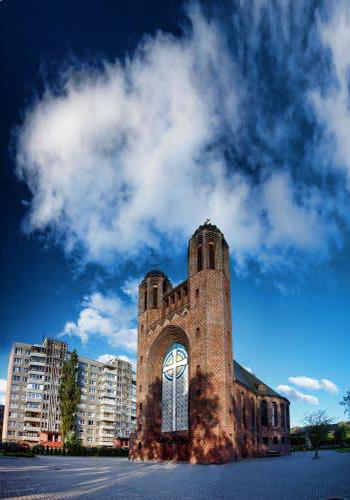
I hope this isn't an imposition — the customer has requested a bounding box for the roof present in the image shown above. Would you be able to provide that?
[192,222,223,238]
[143,269,169,280]
[234,360,289,401]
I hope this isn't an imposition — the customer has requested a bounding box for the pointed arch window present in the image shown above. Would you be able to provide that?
[251,398,255,431]
[261,399,268,427]
[241,392,247,428]
[208,242,215,269]
[161,343,188,432]
[272,402,278,427]
[280,403,285,428]
[153,285,158,308]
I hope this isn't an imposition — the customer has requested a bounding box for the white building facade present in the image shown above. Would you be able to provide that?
[2,338,136,447]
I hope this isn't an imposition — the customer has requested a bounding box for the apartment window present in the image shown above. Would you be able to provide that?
[88,420,94,426]
[14,358,22,364]
[15,347,23,354]
[12,375,20,381]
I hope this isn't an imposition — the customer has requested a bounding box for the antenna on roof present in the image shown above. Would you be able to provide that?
[204,218,211,225]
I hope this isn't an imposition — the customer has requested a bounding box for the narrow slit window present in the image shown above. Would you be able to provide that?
[153,286,158,308]
[144,290,147,311]
[208,242,215,269]
[197,244,203,271]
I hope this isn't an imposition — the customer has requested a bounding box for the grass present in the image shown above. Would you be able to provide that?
[336,447,350,453]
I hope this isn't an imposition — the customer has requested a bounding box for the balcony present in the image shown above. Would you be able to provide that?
[29,359,46,367]
[100,424,114,430]
[99,414,115,422]
[30,351,46,358]
[21,435,39,442]
[23,425,41,432]
[100,393,116,400]
[25,406,41,413]
[24,416,41,423]
[28,368,45,375]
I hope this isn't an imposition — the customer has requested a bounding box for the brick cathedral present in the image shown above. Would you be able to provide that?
[130,223,290,464]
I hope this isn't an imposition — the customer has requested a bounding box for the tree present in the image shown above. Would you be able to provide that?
[304,410,334,459]
[59,349,81,442]
[333,422,350,447]
[340,390,350,416]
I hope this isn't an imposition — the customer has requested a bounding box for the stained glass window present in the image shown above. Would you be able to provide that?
[161,343,188,432]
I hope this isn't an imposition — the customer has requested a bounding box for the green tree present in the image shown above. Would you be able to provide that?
[340,390,350,416]
[304,410,334,459]
[59,349,81,442]
[334,422,350,446]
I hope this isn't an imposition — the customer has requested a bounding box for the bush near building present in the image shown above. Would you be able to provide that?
[31,444,128,457]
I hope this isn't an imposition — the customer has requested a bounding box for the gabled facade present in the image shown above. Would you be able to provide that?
[130,223,290,463]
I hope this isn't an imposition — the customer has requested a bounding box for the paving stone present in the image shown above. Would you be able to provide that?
[0,450,349,499]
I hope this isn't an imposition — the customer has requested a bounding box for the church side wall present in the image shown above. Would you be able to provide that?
[233,382,290,459]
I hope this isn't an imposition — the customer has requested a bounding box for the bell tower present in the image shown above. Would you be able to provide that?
[131,223,236,464]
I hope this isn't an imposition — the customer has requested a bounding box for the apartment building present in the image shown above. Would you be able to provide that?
[2,338,67,445]
[77,355,133,447]
[2,338,136,447]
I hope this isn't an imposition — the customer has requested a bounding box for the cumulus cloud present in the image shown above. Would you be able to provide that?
[60,292,136,351]
[289,376,339,394]
[243,366,254,374]
[310,0,350,191]
[97,353,135,367]
[0,379,7,404]
[277,384,319,405]
[14,1,350,273]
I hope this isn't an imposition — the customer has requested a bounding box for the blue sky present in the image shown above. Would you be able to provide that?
[1,0,349,426]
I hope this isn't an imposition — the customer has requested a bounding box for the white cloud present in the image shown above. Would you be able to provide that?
[0,379,7,404]
[121,278,140,302]
[311,1,350,190]
[97,353,135,367]
[14,4,340,273]
[288,376,339,394]
[277,384,319,405]
[60,292,136,352]
[243,366,254,374]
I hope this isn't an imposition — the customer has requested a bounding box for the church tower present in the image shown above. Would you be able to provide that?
[130,222,236,463]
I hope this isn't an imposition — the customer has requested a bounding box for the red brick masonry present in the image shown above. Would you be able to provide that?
[130,223,290,463]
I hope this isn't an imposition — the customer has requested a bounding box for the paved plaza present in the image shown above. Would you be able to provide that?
[1,450,349,499]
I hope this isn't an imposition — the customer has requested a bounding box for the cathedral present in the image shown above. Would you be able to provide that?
[130,223,290,464]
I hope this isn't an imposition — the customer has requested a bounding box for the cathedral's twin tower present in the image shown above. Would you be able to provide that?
[130,223,236,463]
